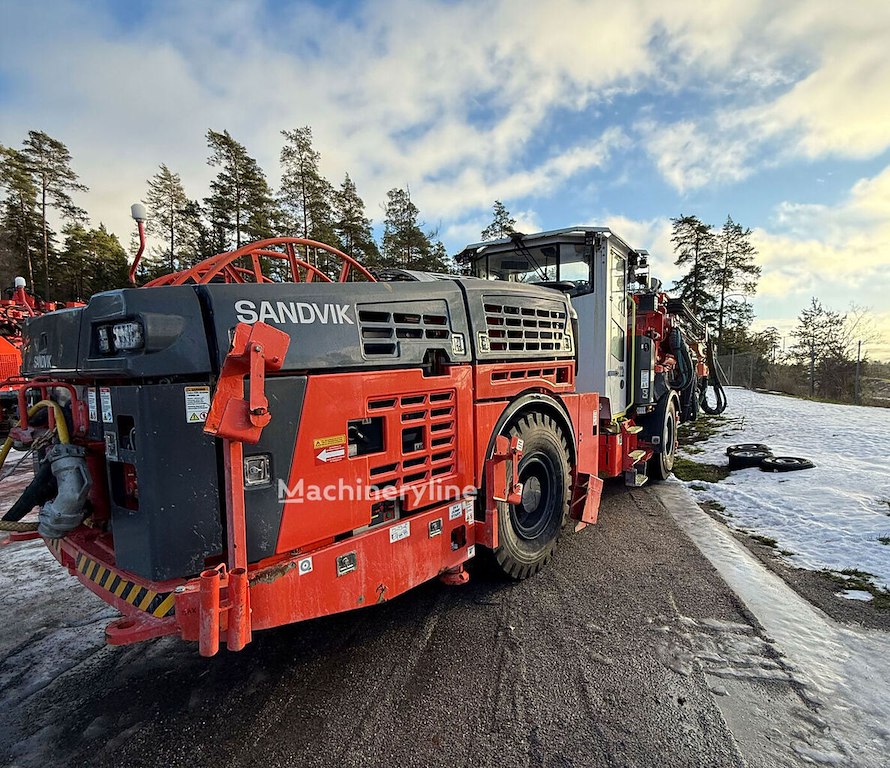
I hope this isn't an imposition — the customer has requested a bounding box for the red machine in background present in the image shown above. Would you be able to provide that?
[0,277,84,433]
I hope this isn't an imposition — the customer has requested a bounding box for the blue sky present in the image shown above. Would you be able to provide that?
[2,0,889,357]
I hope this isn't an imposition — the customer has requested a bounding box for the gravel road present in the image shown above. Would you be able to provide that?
[1,483,779,768]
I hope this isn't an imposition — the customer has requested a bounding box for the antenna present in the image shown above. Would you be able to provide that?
[129,203,148,284]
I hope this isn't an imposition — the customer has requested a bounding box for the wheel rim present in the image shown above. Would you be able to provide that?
[513,454,555,540]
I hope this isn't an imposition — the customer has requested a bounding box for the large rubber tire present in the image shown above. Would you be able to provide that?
[493,411,572,580]
[760,456,814,472]
[726,443,771,456]
[647,394,679,482]
[728,449,773,470]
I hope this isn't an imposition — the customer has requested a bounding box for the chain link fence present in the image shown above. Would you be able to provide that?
[715,352,890,407]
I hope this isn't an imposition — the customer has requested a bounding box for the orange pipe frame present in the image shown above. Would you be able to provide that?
[143,237,377,288]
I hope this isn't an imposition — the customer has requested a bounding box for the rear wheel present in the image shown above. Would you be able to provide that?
[494,411,572,580]
[647,394,679,482]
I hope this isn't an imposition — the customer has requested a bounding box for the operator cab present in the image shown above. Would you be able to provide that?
[457,228,650,419]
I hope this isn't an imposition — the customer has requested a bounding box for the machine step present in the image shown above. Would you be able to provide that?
[624,469,649,487]
[627,449,646,461]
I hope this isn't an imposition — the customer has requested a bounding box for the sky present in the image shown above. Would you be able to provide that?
[1,0,889,358]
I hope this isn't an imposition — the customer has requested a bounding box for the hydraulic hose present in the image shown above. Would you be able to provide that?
[699,341,728,415]
[0,399,71,532]
[668,328,694,392]
[669,328,699,421]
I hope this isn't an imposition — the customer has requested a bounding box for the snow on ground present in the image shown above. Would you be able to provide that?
[679,387,890,591]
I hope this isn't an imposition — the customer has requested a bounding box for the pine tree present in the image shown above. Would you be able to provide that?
[205,129,279,250]
[427,239,453,274]
[333,173,380,269]
[21,131,88,297]
[143,164,197,273]
[0,146,43,290]
[56,223,128,301]
[381,187,439,271]
[280,126,340,277]
[183,199,217,263]
[670,215,718,318]
[713,215,760,343]
[481,200,516,241]
[789,299,851,399]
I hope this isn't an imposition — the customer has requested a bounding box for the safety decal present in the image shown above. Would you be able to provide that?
[448,502,463,520]
[298,557,313,575]
[87,389,98,422]
[313,434,346,449]
[184,386,211,423]
[315,434,347,464]
[74,552,176,618]
[99,387,113,423]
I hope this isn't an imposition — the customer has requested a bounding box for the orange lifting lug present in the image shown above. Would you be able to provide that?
[204,321,290,444]
[479,435,525,549]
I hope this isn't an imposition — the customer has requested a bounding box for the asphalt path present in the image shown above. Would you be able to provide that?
[1,482,771,768]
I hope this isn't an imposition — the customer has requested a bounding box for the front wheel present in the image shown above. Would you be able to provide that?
[493,411,572,580]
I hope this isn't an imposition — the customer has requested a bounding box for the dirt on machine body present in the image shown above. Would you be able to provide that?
[0,227,724,655]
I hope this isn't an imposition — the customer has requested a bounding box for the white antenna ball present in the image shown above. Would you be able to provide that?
[14,276,26,288]
[131,203,147,222]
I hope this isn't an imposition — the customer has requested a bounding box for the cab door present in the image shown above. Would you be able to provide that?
[606,246,628,415]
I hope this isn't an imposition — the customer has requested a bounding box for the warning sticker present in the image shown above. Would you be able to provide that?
[99,387,113,424]
[185,386,211,423]
[87,389,98,422]
[448,502,463,520]
[316,445,346,464]
[313,434,346,449]
[298,557,313,576]
[389,520,410,543]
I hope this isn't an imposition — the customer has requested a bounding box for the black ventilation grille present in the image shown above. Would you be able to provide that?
[483,300,568,353]
[358,301,451,356]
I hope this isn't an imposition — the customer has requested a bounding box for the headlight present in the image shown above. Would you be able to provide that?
[97,326,112,354]
[111,321,145,351]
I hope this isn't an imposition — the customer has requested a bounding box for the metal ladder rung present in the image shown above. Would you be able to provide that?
[624,425,643,434]
[628,449,646,461]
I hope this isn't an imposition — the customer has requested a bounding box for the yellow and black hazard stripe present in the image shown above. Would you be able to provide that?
[47,539,62,558]
[75,553,176,618]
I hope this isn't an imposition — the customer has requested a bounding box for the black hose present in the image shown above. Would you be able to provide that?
[668,328,700,421]
[668,328,694,392]
[699,340,728,415]
[2,460,56,522]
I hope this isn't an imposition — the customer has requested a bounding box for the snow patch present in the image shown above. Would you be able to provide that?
[681,388,890,590]
[836,589,874,602]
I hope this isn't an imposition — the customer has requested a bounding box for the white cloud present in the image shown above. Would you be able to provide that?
[0,0,888,350]
[637,120,755,194]
[749,164,890,359]
[639,1,890,192]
